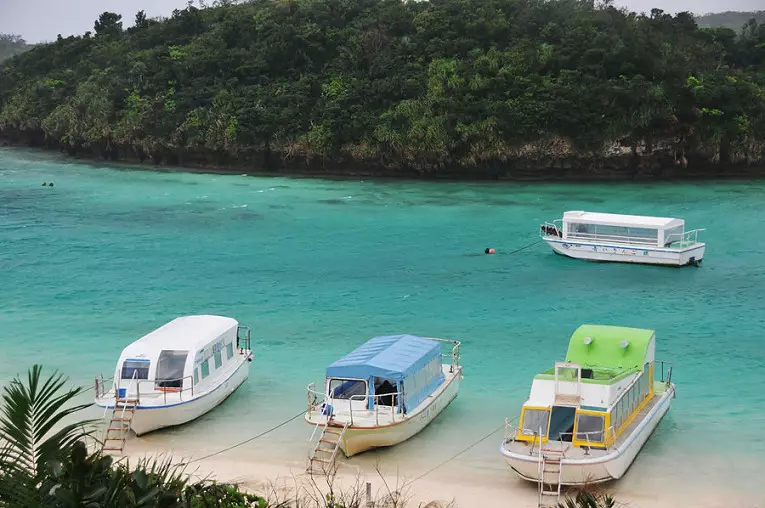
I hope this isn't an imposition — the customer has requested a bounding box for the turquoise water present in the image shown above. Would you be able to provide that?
[1,148,764,496]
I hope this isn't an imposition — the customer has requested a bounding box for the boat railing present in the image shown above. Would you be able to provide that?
[94,373,114,399]
[426,337,461,372]
[553,429,611,452]
[237,325,252,352]
[503,418,614,454]
[349,392,404,426]
[95,373,196,405]
[539,220,563,239]
[655,360,673,385]
[665,229,704,249]
[306,383,404,427]
[134,375,195,404]
[564,231,658,247]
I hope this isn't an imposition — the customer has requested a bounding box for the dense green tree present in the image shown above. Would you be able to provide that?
[94,12,123,38]
[1,0,764,176]
[0,33,30,63]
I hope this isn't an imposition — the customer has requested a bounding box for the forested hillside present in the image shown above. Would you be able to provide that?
[0,34,30,63]
[696,11,765,32]
[1,0,765,178]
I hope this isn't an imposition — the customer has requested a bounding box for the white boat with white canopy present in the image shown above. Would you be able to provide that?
[305,334,461,469]
[94,315,253,452]
[540,211,705,266]
[499,325,676,506]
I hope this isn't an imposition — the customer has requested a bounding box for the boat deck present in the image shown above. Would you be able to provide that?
[503,388,666,460]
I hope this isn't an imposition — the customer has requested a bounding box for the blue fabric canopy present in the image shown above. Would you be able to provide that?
[326,335,441,382]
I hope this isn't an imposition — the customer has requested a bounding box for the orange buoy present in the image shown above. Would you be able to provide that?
[485,248,495,255]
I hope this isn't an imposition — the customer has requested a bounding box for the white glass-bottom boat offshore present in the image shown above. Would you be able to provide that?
[94,315,253,452]
[305,334,461,469]
[540,211,705,266]
[500,325,675,496]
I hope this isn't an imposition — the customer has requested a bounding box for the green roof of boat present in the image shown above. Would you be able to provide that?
[566,324,654,371]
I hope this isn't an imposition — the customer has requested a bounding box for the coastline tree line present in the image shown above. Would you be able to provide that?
[0,0,764,177]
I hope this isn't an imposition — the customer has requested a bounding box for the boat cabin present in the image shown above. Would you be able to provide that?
[560,211,690,248]
[515,325,658,450]
[113,315,251,402]
[322,335,446,417]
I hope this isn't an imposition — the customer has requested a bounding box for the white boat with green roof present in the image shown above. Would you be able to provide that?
[500,325,675,494]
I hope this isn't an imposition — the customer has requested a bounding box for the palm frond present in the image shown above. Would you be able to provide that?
[0,365,95,481]
[558,490,617,508]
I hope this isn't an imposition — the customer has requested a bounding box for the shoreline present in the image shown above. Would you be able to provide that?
[119,437,761,508]
[3,144,765,184]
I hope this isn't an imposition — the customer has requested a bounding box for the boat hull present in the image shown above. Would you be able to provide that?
[500,384,675,485]
[544,238,705,267]
[328,369,461,457]
[97,357,249,436]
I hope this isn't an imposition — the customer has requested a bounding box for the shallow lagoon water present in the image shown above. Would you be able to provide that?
[1,148,763,498]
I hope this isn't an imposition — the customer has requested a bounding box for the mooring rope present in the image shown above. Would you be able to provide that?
[402,423,506,487]
[179,409,306,466]
[505,239,541,256]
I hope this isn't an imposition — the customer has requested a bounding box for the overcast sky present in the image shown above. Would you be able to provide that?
[1,0,763,43]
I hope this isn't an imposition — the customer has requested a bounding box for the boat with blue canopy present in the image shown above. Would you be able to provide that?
[305,334,462,468]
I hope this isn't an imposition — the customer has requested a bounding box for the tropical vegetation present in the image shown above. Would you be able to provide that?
[0,34,30,64]
[1,0,764,178]
[0,365,615,507]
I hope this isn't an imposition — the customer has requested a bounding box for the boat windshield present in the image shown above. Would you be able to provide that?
[121,359,150,380]
[328,379,366,400]
[521,408,550,438]
[575,413,605,443]
[156,350,188,389]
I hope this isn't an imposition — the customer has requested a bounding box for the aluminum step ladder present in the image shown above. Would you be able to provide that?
[101,397,137,454]
[538,451,564,508]
[307,421,349,474]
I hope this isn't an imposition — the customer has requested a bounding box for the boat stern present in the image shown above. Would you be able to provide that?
[681,243,705,266]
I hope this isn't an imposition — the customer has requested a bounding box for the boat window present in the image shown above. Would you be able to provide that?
[201,359,210,379]
[373,377,398,407]
[567,223,658,244]
[663,225,684,247]
[226,342,234,360]
[521,408,550,438]
[575,413,604,442]
[328,379,366,400]
[193,368,199,385]
[214,351,223,369]
[121,360,150,381]
[156,350,188,388]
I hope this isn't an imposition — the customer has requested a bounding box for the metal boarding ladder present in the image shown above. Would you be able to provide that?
[307,420,349,474]
[101,372,138,454]
[101,396,137,454]
[537,443,564,508]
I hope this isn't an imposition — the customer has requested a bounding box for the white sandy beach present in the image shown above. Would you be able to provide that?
[118,436,762,508]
